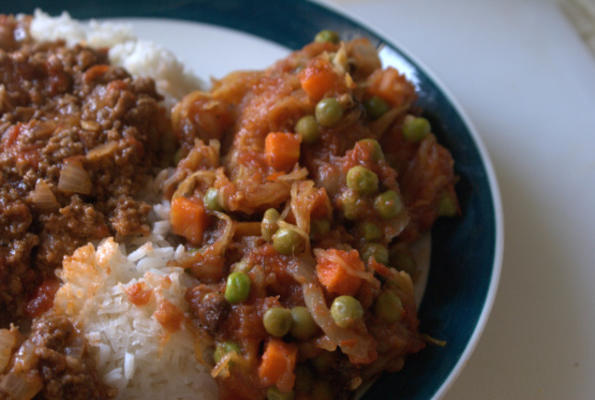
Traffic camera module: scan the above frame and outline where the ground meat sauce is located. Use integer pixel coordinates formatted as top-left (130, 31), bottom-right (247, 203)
top-left (0, 313), bottom-right (112, 400)
top-left (168, 35), bottom-right (459, 399)
top-left (0, 16), bottom-right (170, 327)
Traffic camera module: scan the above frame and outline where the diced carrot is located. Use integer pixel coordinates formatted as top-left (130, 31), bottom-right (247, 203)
top-left (310, 187), bottom-right (331, 219)
top-left (264, 132), bottom-right (301, 171)
top-left (153, 299), bottom-right (184, 333)
top-left (170, 196), bottom-right (207, 245)
top-left (315, 249), bottom-right (364, 296)
top-left (366, 67), bottom-right (416, 108)
top-left (299, 58), bottom-right (339, 101)
top-left (258, 339), bottom-right (298, 392)
top-left (125, 282), bottom-right (152, 306)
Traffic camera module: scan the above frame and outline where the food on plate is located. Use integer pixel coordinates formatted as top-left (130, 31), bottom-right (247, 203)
top-left (0, 10), bottom-right (459, 400)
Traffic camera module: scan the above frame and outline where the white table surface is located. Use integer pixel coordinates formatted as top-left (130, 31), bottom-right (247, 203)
top-left (323, 0), bottom-right (595, 399)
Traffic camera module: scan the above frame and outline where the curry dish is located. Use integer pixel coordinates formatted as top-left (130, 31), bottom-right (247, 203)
top-left (0, 16), bottom-right (458, 400)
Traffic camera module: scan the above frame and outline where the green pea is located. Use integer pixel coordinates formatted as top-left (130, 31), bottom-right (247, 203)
top-left (359, 221), bottom-right (383, 242)
top-left (266, 387), bottom-right (295, 400)
top-left (438, 191), bottom-right (458, 216)
top-left (224, 271), bottom-right (251, 304)
top-left (314, 29), bottom-right (340, 44)
top-left (272, 227), bottom-right (305, 255)
top-left (361, 243), bottom-right (389, 265)
top-left (340, 190), bottom-right (363, 220)
top-left (315, 98), bottom-right (343, 127)
top-left (203, 188), bottom-right (223, 211)
top-left (389, 244), bottom-right (417, 276)
top-left (295, 365), bottom-right (313, 393)
top-left (262, 208), bottom-right (281, 241)
top-left (330, 295), bottom-right (363, 328)
top-left (312, 381), bottom-right (334, 400)
top-left (374, 290), bottom-right (404, 323)
top-left (295, 115), bottom-right (320, 144)
top-left (310, 219), bottom-right (330, 237)
top-left (346, 165), bottom-right (379, 195)
top-left (364, 96), bottom-right (389, 120)
top-left (357, 138), bottom-right (384, 161)
top-left (263, 307), bottom-right (293, 337)
top-left (290, 306), bottom-right (318, 340)
top-left (403, 115), bottom-right (431, 142)
top-left (373, 190), bottom-right (403, 219)
top-left (213, 341), bottom-right (240, 364)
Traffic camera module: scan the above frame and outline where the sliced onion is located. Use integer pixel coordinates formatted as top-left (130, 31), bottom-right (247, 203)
top-left (210, 351), bottom-right (247, 379)
top-left (28, 180), bottom-right (58, 210)
top-left (332, 44), bottom-right (349, 74)
top-left (85, 141), bottom-right (118, 161)
top-left (58, 161), bottom-right (91, 195)
top-left (0, 326), bottom-right (19, 373)
top-left (369, 104), bottom-right (408, 136)
top-left (286, 256), bottom-right (316, 285)
top-left (210, 211), bottom-right (234, 256)
top-left (286, 256), bottom-right (377, 364)
top-left (276, 167), bottom-right (308, 182)
top-left (172, 170), bottom-right (216, 201)
top-left (385, 210), bottom-right (410, 242)
top-left (302, 283), bottom-right (377, 364)
top-left (0, 371), bottom-right (42, 400)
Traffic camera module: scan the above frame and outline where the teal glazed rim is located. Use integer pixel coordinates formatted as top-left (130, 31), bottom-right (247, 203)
top-left (4, 1), bottom-right (504, 399)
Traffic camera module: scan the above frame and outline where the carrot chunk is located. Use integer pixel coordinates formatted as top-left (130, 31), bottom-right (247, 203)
top-left (170, 196), bottom-right (207, 245)
top-left (153, 299), bottom-right (184, 333)
top-left (366, 67), bottom-right (416, 108)
top-left (299, 58), bottom-right (339, 101)
top-left (265, 132), bottom-right (301, 171)
top-left (258, 339), bottom-right (298, 392)
top-left (316, 249), bottom-right (364, 296)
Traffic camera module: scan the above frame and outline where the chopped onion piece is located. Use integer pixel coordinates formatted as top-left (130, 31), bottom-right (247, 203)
top-left (0, 372), bottom-right (42, 400)
top-left (86, 141), bottom-right (118, 161)
top-left (58, 161), bottom-right (92, 195)
top-left (80, 120), bottom-right (100, 131)
top-left (0, 326), bottom-right (19, 373)
top-left (28, 180), bottom-right (58, 210)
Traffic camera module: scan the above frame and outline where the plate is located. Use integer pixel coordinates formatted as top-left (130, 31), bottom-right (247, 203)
top-left (6, 1), bottom-right (504, 399)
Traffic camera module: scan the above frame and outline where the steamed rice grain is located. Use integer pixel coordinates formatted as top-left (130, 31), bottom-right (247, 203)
top-left (51, 202), bottom-right (218, 399)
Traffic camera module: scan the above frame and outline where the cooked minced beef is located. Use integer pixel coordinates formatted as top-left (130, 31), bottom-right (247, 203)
top-left (0, 313), bottom-right (112, 400)
top-left (0, 15), bottom-right (172, 326)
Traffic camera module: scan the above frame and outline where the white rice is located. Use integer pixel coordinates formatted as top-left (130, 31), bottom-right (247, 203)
top-left (51, 202), bottom-right (218, 399)
top-left (29, 9), bottom-right (202, 105)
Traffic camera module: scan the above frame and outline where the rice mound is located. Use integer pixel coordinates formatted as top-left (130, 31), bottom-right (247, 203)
top-left (51, 202), bottom-right (218, 399)
top-left (29, 9), bottom-right (203, 105)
